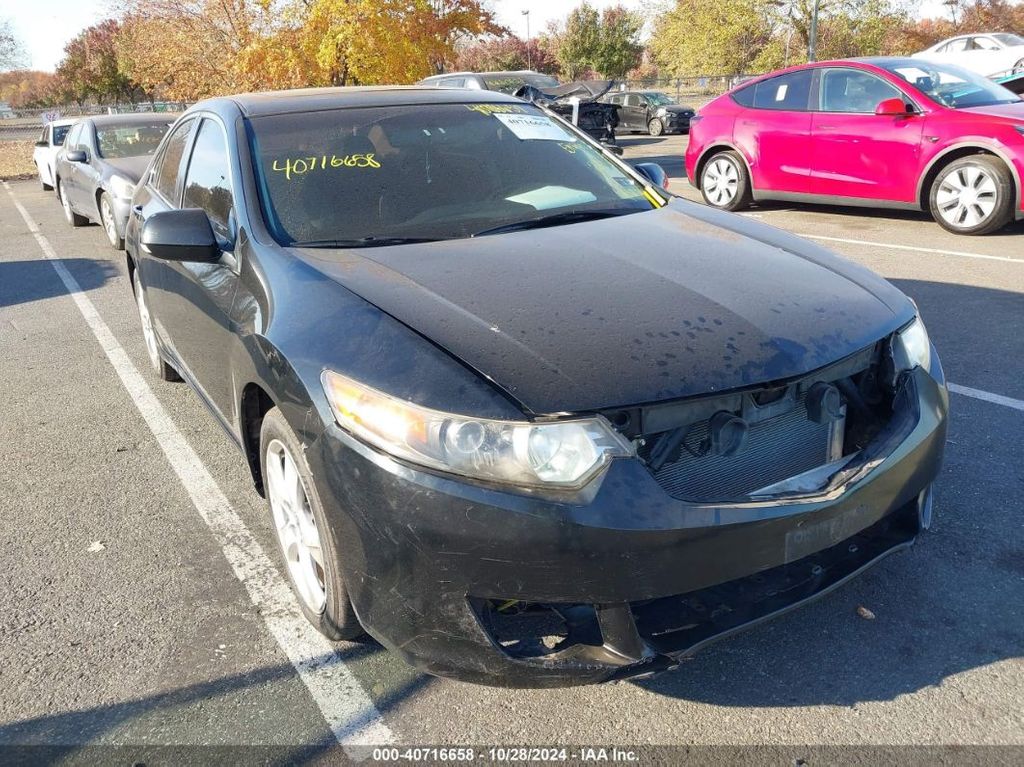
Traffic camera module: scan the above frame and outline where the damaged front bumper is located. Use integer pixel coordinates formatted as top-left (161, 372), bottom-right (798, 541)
top-left (307, 366), bottom-right (947, 687)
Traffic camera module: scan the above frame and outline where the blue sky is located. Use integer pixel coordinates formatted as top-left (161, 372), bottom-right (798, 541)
top-left (2, 0), bottom-right (952, 73)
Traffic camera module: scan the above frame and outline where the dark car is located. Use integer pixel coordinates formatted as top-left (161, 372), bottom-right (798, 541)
top-left (603, 91), bottom-right (695, 135)
top-left (125, 86), bottom-right (947, 688)
top-left (54, 113), bottom-right (175, 249)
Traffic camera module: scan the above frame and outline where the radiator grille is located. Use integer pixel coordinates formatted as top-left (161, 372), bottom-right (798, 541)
top-left (647, 392), bottom-right (842, 502)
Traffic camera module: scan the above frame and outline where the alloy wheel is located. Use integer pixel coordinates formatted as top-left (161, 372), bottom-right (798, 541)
top-left (101, 196), bottom-right (118, 246)
top-left (265, 439), bottom-right (327, 614)
top-left (935, 164), bottom-right (998, 230)
top-left (703, 157), bottom-right (739, 206)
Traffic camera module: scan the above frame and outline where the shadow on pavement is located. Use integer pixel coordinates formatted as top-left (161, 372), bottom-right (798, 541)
top-left (0, 259), bottom-right (119, 308)
top-left (0, 643), bottom-right (433, 756)
top-left (634, 280), bottom-right (1022, 707)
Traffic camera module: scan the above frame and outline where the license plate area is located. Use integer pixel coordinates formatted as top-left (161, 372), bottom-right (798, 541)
top-left (784, 503), bottom-right (874, 564)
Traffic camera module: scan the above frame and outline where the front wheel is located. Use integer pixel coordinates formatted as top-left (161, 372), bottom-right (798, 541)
top-left (99, 192), bottom-right (124, 250)
top-left (38, 166), bottom-right (52, 191)
top-left (700, 150), bottom-right (753, 211)
top-left (1014, 58), bottom-right (1024, 74)
top-left (929, 155), bottom-right (1014, 236)
top-left (647, 118), bottom-right (665, 137)
top-left (260, 407), bottom-right (364, 641)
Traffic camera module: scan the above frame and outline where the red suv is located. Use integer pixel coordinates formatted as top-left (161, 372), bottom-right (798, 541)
top-left (685, 57), bottom-right (1024, 235)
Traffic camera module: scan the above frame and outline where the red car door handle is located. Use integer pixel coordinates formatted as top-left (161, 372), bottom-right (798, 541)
top-left (817, 125), bottom-right (838, 131)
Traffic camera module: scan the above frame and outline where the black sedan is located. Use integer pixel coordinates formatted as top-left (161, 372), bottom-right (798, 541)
top-left (125, 87), bottom-right (947, 687)
top-left (603, 90), bottom-right (695, 135)
top-left (54, 114), bottom-right (174, 249)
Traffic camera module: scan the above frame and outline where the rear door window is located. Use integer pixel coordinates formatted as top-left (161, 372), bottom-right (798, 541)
top-left (750, 70), bottom-right (814, 111)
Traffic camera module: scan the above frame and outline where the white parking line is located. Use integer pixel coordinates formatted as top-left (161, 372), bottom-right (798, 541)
top-left (4, 183), bottom-right (394, 747)
top-left (799, 234), bottom-right (1023, 265)
top-left (949, 383), bottom-right (1024, 413)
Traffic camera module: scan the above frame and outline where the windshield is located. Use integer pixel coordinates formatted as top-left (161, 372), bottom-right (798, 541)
top-left (52, 124), bottom-right (71, 146)
top-left (248, 103), bottom-right (657, 246)
top-left (96, 121), bottom-right (171, 159)
top-left (483, 74), bottom-right (560, 94)
top-left (644, 93), bottom-right (676, 106)
top-left (993, 33), bottom-right (1024, 47)
top-left (879, 60), bottom-right (1020, 108)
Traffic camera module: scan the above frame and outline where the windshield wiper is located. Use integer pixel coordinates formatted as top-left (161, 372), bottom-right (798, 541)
top-left (470, 209), bottom-right (637, 238)
top-left (290, 236), bottom-right (445, 248)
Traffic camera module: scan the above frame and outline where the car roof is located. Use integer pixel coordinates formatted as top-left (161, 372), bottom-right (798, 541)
top-left (422, 70), bottom-right (546, 80)
top-left (87, 112), bottom-right (181, 127)
top-left (211, 86), bottom-right (524, 117)
top-left (47, 118), bottom-right (77, 127)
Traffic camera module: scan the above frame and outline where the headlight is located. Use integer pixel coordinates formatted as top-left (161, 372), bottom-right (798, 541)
top-left (656, 107), bottom-right (668, 117)
top-left (1014, 125), bottom-right (1024, 138)
top-left (321, 370), bottom-right (633, 488)
top-left (894, 316), bottom-right (931, 372)
top-left (109, 174), bottom-right (135, 199)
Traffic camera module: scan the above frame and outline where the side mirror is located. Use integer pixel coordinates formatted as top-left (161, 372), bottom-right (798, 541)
top-left (35, 140), bottom-right (48, 148)
top-left (141, 208), bottom-right (221, 263)
top-left (634, 162), bottom-right (670, 190)
top-left (65, 149), bottom-right (88, 163)
top-left (875, 98), bottom-right (913, 116)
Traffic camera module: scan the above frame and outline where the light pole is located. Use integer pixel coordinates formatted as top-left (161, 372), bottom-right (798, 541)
top-left (808, 0), bottom-right (820, 62)
top-left (522, 10), bottom-right (532, 70)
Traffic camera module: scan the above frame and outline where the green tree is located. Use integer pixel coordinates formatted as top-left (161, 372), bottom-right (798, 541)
top-left (650, 0), bottom-right (777, 77)
top-left (594, 6), bottom-right (643, 78)
top-left (54, 20), bottom-right (145, 104)
top-left (554, 3), bottom-right (602, 79)
top-left (548, 3), bottom-right (643, 80)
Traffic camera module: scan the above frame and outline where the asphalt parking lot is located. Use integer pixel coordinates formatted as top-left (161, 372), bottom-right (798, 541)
top-left (0, 132), bottom-right (1022, 757)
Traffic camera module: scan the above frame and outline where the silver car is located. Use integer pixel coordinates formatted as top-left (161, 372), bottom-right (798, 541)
top-left (54, 113), bottom-right (176, 249)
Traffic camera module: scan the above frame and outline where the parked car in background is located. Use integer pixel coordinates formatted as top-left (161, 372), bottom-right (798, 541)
top-left (914, 33), bottom-right (1024, 78)
top-left (124, 86), bottom-right (945, 687)
top-left (418, 70), bottom-right (560, 94)
top-left (33, 118), bottom-right (77, 191)
top-left (602, 91), bottom-right (695, 135)
top-left (686, 57), bottom-right (1024, 235)
top-left (53, 113), bottom-right (175, 249)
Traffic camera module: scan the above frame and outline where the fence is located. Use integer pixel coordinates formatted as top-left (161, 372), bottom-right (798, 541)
top-left (613, 75), bottom-right (757, 105)
top-left (0, 102), bottom-right (190, 141)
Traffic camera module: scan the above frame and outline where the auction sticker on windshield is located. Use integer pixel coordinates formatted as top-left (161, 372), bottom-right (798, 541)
top-left (494, 112), bottom-right (576, 142)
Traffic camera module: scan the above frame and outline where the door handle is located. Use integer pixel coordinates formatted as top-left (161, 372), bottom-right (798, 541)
top-left (817, 125), bottom-right (838, 131)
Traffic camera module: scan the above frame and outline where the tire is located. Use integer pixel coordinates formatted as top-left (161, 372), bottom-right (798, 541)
top-left (58, 180), bottom-right (87, 227)
top-left (648, 118), bottom-right (665, 137)
top-left (929, 154), bottom-right (1014, 236)
top-left (99, 192), bottom-right (124, 250)
top-left (38, 165), bottom-right (52, 192)
top-left (700, 150), bottom-right (753, 211)
top-left (1014, 58), bottom-right (1024, 74)
top-left (133, 269), bottom-right (181, 382)
top-left (260, 407), bottom-right (364, 641)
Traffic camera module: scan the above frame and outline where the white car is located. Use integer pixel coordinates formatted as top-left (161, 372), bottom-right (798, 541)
top-left (32, 118), bottom-right (77, 191)
top-left (914, 33), bottom-right (1024, 78)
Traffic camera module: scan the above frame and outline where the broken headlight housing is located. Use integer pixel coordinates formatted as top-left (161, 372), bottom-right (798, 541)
top-left (893, 316), bottom-right (931, 373)
top-left (322, 370), bottom-right (633, 489)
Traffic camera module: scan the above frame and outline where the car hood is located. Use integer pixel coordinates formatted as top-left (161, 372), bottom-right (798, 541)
top-left (299, 201), bottom-right (914, 415)
top-left (102, 155), bottom-right (151, 183)
top-left (960, 101), bottom-right (1024, 120)
top-left (662, 105), bottom-right (695, 115)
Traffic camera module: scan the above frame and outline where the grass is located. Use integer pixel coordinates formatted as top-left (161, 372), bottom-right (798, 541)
top-left (0, 140), bottom-right (38, 180)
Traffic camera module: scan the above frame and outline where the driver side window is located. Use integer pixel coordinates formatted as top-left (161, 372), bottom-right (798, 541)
top-left (153, 118), bottom-right (195, 204)
top-left (820, 69), bottom-right (902, 113)
top-left (182, 119), bottom-right (234, 239)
